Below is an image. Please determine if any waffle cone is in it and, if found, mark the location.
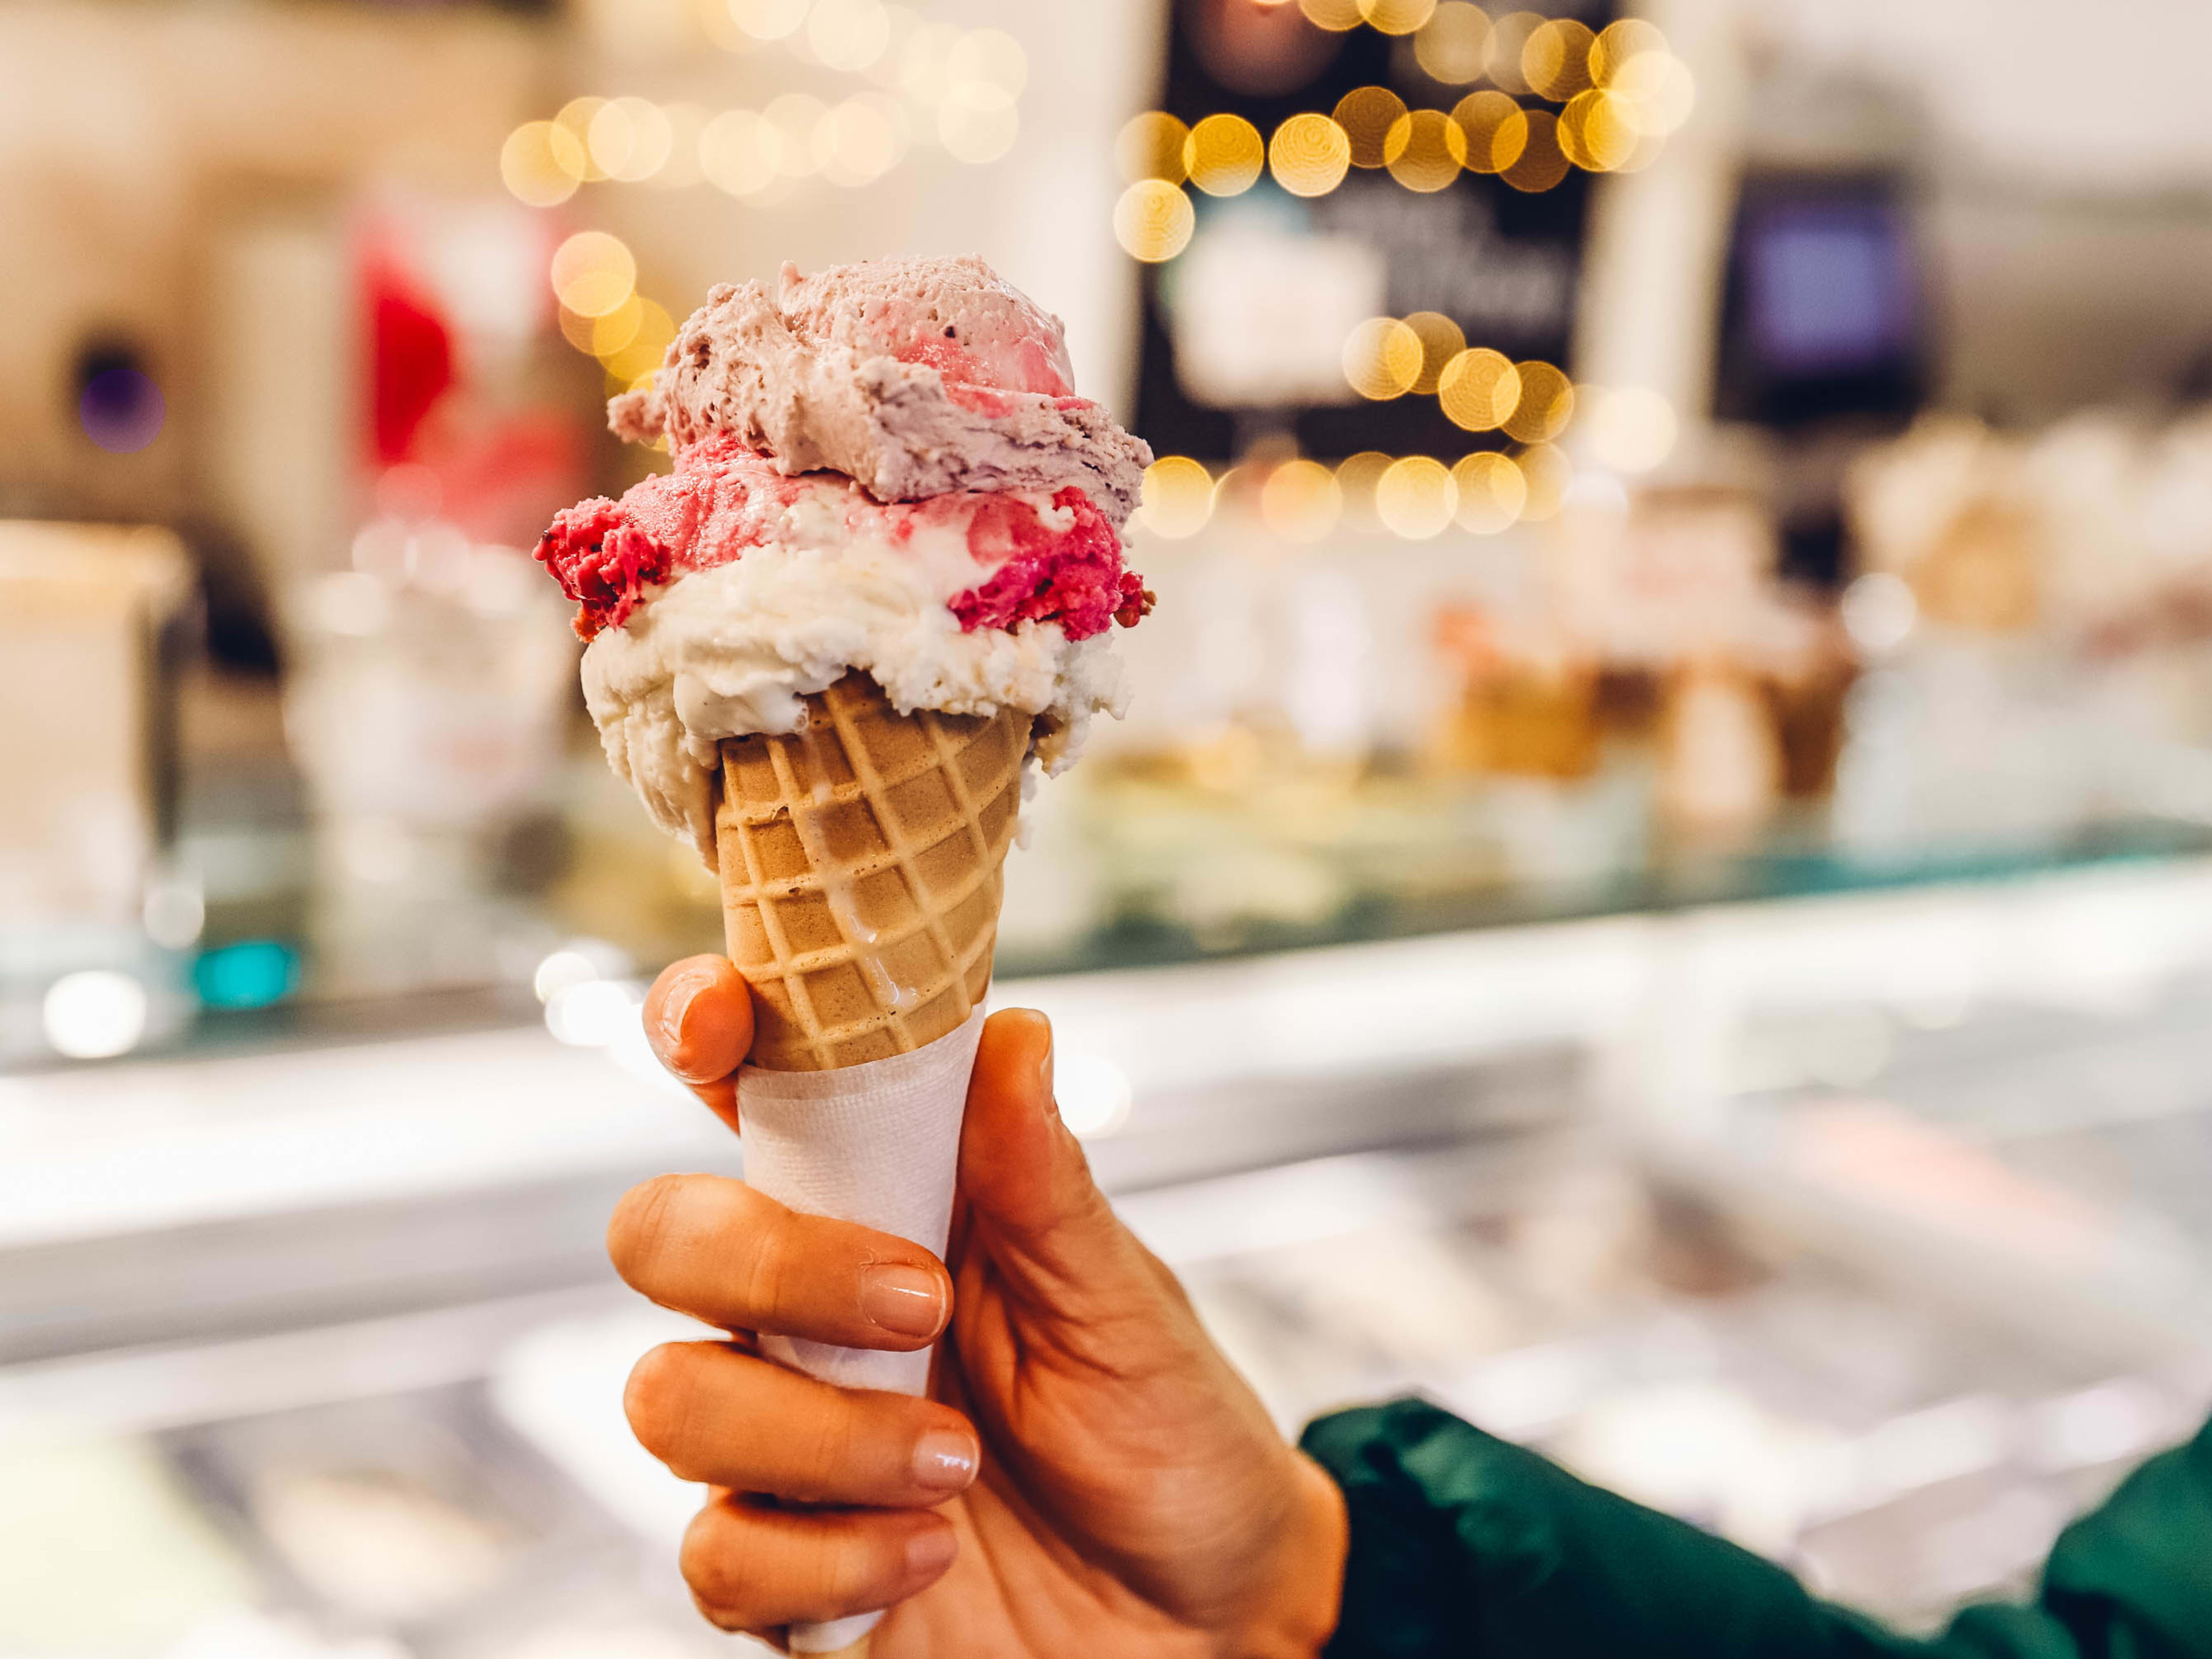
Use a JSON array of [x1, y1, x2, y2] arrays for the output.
[[714, 672, 1030, 1071]]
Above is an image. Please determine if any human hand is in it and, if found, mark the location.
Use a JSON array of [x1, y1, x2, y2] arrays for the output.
[[607, 955, 1347, 1657]]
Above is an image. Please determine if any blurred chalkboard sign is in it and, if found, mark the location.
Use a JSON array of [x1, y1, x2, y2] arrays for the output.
[[1133, 0, 1612, 463]]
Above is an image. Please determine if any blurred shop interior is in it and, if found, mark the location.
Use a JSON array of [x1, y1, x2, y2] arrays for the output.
[[9, 0, 2212, 1653]]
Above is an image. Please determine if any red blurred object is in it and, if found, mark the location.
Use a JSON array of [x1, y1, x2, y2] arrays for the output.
[[367, 259, 454, 465]]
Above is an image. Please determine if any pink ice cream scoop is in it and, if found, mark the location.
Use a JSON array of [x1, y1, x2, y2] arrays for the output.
[[536, 436, 1153, 643], [608, 255, 1153, 522]]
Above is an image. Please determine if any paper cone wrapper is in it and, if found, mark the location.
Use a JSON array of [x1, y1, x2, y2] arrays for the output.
[[738, 1011, 986, 1656]]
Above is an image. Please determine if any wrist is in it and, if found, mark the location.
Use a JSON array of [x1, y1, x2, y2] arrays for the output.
[[1222, 1450, 1349, 1659]]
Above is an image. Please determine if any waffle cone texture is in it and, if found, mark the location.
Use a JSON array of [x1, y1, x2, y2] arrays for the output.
[[715, 672, 1030, 1070]]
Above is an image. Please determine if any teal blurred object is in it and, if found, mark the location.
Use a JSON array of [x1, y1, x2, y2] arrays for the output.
[[1305, 1399, 2212, 1658], [190, 941, 300, 1010]]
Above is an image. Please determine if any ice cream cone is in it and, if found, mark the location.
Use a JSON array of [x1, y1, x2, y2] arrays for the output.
[[715, 671, 1031, 1071]]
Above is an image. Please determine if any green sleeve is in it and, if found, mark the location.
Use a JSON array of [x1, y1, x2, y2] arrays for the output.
[[1300, 1398, 2212, 1659]]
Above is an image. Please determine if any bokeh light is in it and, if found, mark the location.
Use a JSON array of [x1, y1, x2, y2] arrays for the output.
[[1299, 0, 1366, 31], [1261, 459, 1344, 542], [1403, 312, 1465, 394], [1384, 108, 1467, 191], [729, 0, 810, 40], [1343, 317, 1424, 400], [1610, 47, 1696, 137], [1376, 456, 1457, 539], [1522, 18, 1596, 101], [819, 94, 907, 186], [654, 104, 709, 189], [599, 298, 677, 382], [1504, 360, 1574, 443], [945, 26, 1028, 100], [807, 0, 891, 71], [1483, 10, 1543, 95], [1501, 108, 1570, 191], [1119, 111, 1191, 184], [1185, 113, 1265, 196], [78, 368, 165, 454], [1334, 86, 1409, 168], [1585, 385, 1679, 472], [589, 97, 675, 183], [700, 109, 782, 196], [1269, 113, 1351, 196], [1559, 89, 1641, 172], [1414, 2, 1491, 84], [568, 293, 637, 355], [1590, 18, 1668, 86], [550, 232, 637, 319], [1516, 441, 1572, 520], [501, 120, 586, 207], [938, 85, 1019, 164], [1359, 0, 1435, 35], [767, 92, 830, 176], [1453, 90, 1530, 174], [42, 971, 148, 1059], [1453, 450, 1527, 533], [1139, 456, 1216, 537], [896, 19, 963, 104], [1335, 451, 1394, 529], [192, 941, 300, 1012], [1115, 180, 1194, 262], [1438, 347, 1520, 431], [555, 97, 612, 183]]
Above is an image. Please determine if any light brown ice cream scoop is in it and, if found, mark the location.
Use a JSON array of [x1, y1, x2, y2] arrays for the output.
[[611, 255, 1152, 524]]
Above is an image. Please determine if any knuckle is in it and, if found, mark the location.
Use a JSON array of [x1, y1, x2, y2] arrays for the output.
[[736, 1206, 799, 1322], [606, 1173, 691, 1283]]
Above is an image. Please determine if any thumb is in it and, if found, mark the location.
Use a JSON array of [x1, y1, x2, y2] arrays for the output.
[[957, 1009, 1146, 1298]]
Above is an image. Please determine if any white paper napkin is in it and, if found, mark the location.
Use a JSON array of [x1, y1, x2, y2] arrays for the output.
[[736, 1008, 986, 1653]]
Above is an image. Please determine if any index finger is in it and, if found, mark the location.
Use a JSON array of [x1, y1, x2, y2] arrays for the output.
[[644, 955, 755, 1130]]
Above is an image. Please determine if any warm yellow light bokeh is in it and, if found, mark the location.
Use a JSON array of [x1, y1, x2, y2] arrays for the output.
[[1119, 112, 1191, 185], [1610, 48, 1696, 137], [1385, 109, 1468, 191], [599, 298, 677, 382], [1261, 460, 1344, 542], [1414, 2, 1492, 84], [1559, 89, 1640, 172], [1522, 18, 1597, 101], [819, 96, 907, 186], [765, 93, 829, 177], [1590, 19, 1669, 87], [1115, 179, 1195, 262], [1452, 90, 1531, 174], [1505, 360, 1575, 443], [1501, 107, 1570, 191], [1452, 451, 1528, 533], [946, 28, 1029, 100], [501, 122, 586, 207], [1376, 456, 1458, 539], [1343, 317, 1425, 400], [1516, 442, 1572, 520], [807, 0, 892, 72], [1403, 312, 1466, 395], [585, 294, 645, 357], [1335, 451, 1395, 529], [1139, 457, 1216, 537], [1359, 0, 1437, 35], [1185, 113, 1266, 196], [590, 97, 675, 184], [550, 231, 637, 319], [1334, 86, 1410, 168], [728, 0, 809, 41], [1299, 0, 1366, 29], [700, 109, 782, 196], [938, 86, 1020, 164], [1269, 113, 1351, 197], [556, 97, 611, 183], [1484, 11, 1544, 95], [1438, 347, 1521, 431]]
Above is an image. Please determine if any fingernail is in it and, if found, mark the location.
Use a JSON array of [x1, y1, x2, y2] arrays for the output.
[[657, 975, 703, 1056], [911, 1429, 978, 1492], [905, 1524, 957, 1578], [1032, 1017, 1054, 1112], [858, 1263, 945, 1338]]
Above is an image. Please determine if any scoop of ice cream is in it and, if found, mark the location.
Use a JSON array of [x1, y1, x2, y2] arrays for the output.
[[608, 256, 1153, 524], [536, 438, 1150, 858]]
